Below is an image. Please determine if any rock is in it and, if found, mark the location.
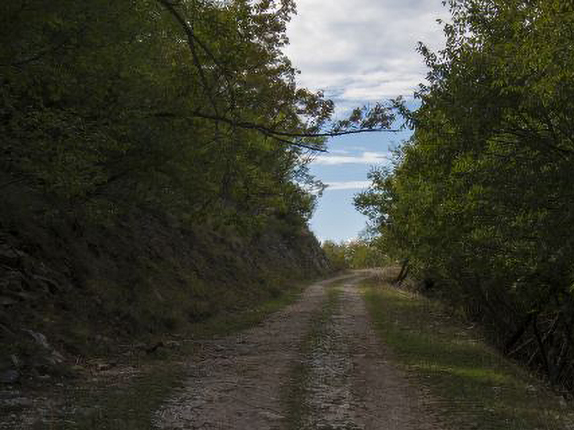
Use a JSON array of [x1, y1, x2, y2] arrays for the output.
[[145, 341, 165, 354], [13, 291, 38, 302], [24, 330, 51, 350], [0, 369, 20, 384], [10, 354, 20, 368], [0, 296, 17, 306], [24, 329, 65, 367], [94, 334, 111, 344], [132, 342, 147, 351], [3, 397, 33, 408], [96, 363, 115, 372], [45, 350, 65, 365], [165, 340, 181, 349], [0, 323, 14, 336], [2, 271, 24, 291], [0, 244, 22, 266], [31, 275, 62, 294], [259, 411, 285, 421]]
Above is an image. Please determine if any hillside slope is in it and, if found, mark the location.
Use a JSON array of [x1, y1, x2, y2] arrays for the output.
[[0, 186, 330, 381]]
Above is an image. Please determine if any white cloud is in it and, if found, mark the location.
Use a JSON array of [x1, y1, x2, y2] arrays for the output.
[[314, 151, 389, 166], [330, 149, 351, 154], [287, 1, 448, 241], [284, 0, 449, 107], [325, 181, 371, 191]]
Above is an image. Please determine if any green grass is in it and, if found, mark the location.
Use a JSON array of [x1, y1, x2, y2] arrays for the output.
[[28, 279, 314, 430], [43, 364, 184, 430], [363, 280, 574, 430], [284, 280, 343, 430], [187, 279, 309, 339]]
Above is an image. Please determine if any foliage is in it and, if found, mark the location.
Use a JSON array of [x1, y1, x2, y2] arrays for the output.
[[321, 241, 349, 271], [356, 0, 574, 391], [0, 0, 397, 233], [322, 239, 385, 270], [364, 281, 574, 430]]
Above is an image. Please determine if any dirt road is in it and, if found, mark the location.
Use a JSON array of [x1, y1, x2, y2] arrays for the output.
[[155, 271, 444, 430]]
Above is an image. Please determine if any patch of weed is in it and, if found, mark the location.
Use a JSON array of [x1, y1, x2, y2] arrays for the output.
[[28, 279, 317, 429], [53, 365, 183, 430], [187, 279, 312, 339], [283, 280, 343, 429], [363, 282, 574, 430]]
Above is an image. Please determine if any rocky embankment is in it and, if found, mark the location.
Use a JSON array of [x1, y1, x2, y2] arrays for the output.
[[0, 205, 330, 385]]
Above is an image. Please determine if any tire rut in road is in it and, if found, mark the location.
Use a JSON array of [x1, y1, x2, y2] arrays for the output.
[[154, 272, 444, 430], [154, 274, 357, 430], [290, 274, 445, 430], [287, 281, 362, 430]]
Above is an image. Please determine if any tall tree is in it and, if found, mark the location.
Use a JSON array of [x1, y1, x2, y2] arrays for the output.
[[357, 0, 574, 389], [0, 0, 397, 231]]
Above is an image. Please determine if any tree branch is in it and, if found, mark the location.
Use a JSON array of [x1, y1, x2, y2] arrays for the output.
[[185, 110, 399, 139], [157, 0, 220, 116], [155, 0, 399, 150]]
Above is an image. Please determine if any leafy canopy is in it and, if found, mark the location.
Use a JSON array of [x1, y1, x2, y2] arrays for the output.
[[355, 0, 574, 389], [0, 0, 397, 232]]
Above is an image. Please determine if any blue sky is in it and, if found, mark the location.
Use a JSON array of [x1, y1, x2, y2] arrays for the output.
[[308, 129, 412, 242], [284, 0, 448, 242]]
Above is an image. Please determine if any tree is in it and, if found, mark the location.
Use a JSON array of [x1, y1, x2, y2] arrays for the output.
[[321, 238, 385, 270], [357, 0, 574, 390], [0, 0, 398, 234]]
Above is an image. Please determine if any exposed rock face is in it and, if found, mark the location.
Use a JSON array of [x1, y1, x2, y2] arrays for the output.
[[0, 369, 19, 384], [0, 243, 22, 266], [0, 238, 68, 308], [23, 330, 65, 373]]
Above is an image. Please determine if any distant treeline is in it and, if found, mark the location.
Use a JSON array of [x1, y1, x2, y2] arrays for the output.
[[356, 0, 574, 392], [322, 239, 386, 271]]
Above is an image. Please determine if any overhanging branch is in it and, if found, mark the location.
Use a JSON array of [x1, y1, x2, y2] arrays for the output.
[[155, 0, 400, 151], [157, 0, 220, 116], [154, 110, 401, 151], [187, 110, 400, 140]]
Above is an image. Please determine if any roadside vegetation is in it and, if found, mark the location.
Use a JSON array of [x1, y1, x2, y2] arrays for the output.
[[284, 280, 343, 429], [321, 239, 387, 271], [2, 0, 377, 383], [356, 0, 574, 393], [6, 278, 310, 429], [363, 273, 574, 430]]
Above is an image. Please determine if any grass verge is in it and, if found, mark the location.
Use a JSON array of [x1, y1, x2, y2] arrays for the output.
[[362, 279, 574, 430], [187, 278, 310, 339], [26, 278, 315, 430], [283, 280, 343, 430]]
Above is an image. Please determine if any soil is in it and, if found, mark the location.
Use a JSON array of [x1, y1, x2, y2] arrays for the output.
[[155, 271, 445, 430]]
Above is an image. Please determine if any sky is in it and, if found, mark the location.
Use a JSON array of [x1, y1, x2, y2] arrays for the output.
[[284, 0, 448, 242]]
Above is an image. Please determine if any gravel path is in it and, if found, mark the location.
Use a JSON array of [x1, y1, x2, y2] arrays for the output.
[[155, 271, 444, 430]]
